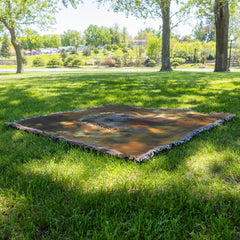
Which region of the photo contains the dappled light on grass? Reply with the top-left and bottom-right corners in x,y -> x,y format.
0,71 -> 240,239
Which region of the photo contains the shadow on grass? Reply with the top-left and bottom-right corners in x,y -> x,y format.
0,71 -> 240,239
0,137 -> 239,239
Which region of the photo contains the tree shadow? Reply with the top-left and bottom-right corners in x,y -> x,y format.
1,146 -> 239,239
1,71 -> 240,239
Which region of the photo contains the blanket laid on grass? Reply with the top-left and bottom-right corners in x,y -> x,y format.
5,104 -> 235,162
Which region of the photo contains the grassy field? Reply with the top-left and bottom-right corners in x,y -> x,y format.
0,71 -> 239,239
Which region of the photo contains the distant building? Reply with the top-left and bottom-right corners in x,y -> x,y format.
58,46 -> 75,53
39,48 -> 58,54
132,40 -> 147,47
78,45 -> 89,52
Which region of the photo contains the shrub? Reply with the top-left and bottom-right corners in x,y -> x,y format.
123,53 -> 130,67
102,57 -> 116,67
64,56 -> 83,67
60,49 -> 68,60
112,55 -> 123,67
82,49 -> 91,57
114,49 -> 124,55
70,48 -> 78,55
71,57 -> 83,67
33,56 -> 45,67
200,56 -> 207,64
103,49 -> 108,55
122,47 -> 128,53
144,58 -> 156,67
112,44 -> 119,51
94,58 -> 101,66
133,58 -> 143,67
47,57 -> 62,68
170,58 -> 185,65
64,56 -> 75,66
106,45 -> 112,51
129,43 -> 134,50
94,48 -> 99,54
171,62 -> 180,68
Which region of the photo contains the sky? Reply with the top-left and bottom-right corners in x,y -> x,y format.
40,1 -> 195,37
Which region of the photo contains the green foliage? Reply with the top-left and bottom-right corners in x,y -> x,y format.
144,58 -> 156,67
64,55 -> 83,67
102,57 -> 116,67
20,29 -> 42,51
0,37 -> 11,59
146,36 -> 161,63
109,24 -> 121,45
229,5 -> 240,41
112,55 -> 124,67
33,56 -> 45,67
40,34 -> 61,48
171,62 -> 180,68
193,49 -> 199,64
82,49 -> 91,57
106,44 -> 112,51
71,57 -> 83,67
123,53 -> 131,66
133,58 -> 144,67
64,55 -> 76,66
61,30 -> 83,49
112,43 -> 119,51
122,47 -> 128,53
93,48 -> 100,54
47,57 -> 63,68
0,1 -> 60,32
114,49 -> 124,55
135,28 -> 154,42
103,49 -> 108,55
171,39 -> 216,62
84,25 -> 111,47
94,58 -> 101,66
171,58 -> 186,65
60,49 -> 68,60
193,21 -> 215,42
70,48 -> 78,55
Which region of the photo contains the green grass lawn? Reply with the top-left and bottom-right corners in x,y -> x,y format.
0,71 -> 239,239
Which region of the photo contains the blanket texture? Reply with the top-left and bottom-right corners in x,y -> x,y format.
5,104 -> 235,161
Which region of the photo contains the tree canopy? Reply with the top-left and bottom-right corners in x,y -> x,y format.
96,0 -> 184,71
0,0 -> 82,73
84,25 -> 111,47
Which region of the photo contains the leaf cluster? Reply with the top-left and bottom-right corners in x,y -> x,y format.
0,0 -> 60,31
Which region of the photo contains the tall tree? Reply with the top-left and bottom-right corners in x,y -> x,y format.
0,0 -> 60,73
214,0 -> 229,71
193,20 -> 216,42
96,0 -> 178,71
84,25 -> 111,47
160,0 -> 172,71
109,24 -> 121,45
1,36 -> 11,59
40,34 -> 61,48
22,29 -> 42,51
121,27 -> 129,44
134,28 -> 154,42
188,0 -> 239,72
0,0 -> 82,73
61,30 -> 83,49
229,5 -> 240,40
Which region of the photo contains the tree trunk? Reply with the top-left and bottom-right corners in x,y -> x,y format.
160,0 -> 172,71
9,27 -> 24,73
214,0 -> 229,72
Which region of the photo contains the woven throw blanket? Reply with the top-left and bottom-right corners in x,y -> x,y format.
5,104 -> 235,162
